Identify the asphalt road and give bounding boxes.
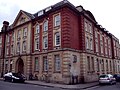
[0,81,64,90]
[0,80,120,90]
[84,83,120,90]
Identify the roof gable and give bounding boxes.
[12,10,34,27]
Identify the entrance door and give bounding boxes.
[16,58,24,74]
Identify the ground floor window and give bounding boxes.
[34,57,39,71]
[43,56,48,71]
[54,54,61,72]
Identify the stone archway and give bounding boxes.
[16,58,24,74]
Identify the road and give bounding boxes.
[84,83,120,90]
[0,81,64,90]
[0,80,120,90]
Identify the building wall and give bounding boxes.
[0,1,120,84]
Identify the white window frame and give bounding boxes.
[22,41,26,51]
[43,56,48,71]
[23,27,27,37]
[54,14,60,27]
[6,47,9,55]
[0,48,1,56]
[89,23,92,34]
[54,55,61,72]
[6,35,10,42]
[0,36,2,44]
[34,57,39,71]
[17,30,21,39]
[12,32,14,41]
[90,38,93,50]
[43,20,48,32]
[35,24,40,34]
[35,38,39,50]
[86,37,89,49]
[17,42,20,53]
[11,45,14,54]
[84,21,87,31]
[101,44,103,54]
[55,32,60,46]
[43,36,48,49]
[96,42,98,52]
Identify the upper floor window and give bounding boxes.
[11,45,14,54]
[54,55,61,72]
[35,38,39,50]
[22,41,26,51]
[17,42,20,53]
[6,35,10,42]
[86,37,89,49]
[54,14,60,27]
[17,30,21,39]
[0,48,1,56]
[88,24,92,34]
[84,21,87,31]
[105,47,108,55]
[38,10,44,16]
[101,45,103,54]
[113,40,116,47]
[95,29,98,38]
[6,47,9,55]
[100,34,102,41]
[43,56,48,71]
[12,32,14,41]
[43,36,48,49]
[23,27,27,37]
[96,42,98,52]
[43,20,48,32]
[35,24,40,34]
[90,38,93,50]
[55,32,60,46]
[0,36,2,44]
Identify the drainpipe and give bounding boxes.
[1,21,9,77]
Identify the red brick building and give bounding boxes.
[0,0,120,84]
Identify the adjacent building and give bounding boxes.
[0,0,120,84]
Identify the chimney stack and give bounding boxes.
[1,21,9,32]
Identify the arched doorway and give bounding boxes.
[16,58,24,74]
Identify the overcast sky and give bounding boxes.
[0,0,120,40]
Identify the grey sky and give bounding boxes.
[0,0,120,40]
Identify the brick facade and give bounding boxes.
[0,0,120,84]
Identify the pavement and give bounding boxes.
[0,78,99,89]
[25,80,99,89]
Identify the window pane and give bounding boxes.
[23,27,27,37]
[54,14,60,27]
[55,32,60,46]
[23,41,26,51]
[55,55,61,71]
[36,24,39,34]
[43,20,48,31]
[17,42,20,52]
[35,38,39,50]
[34,57,39,71]
[43,36,48,49]
[43,56,48,71]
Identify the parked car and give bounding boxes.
[4,72,26,83]
[113,74,120,82]
[99,74,116,85]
